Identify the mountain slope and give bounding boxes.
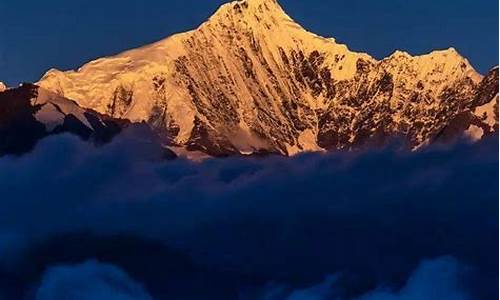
[0,84,129,156]
[38,0,498,156]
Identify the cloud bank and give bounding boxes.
[0,130,497,299]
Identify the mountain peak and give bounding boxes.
[221,0,281,10]
[206,0,291,27]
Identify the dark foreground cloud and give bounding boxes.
[0,129,497,299]
[32,256,470,300]
[355,257,470,300]
[35,260,152,300]
[262,256,470,300]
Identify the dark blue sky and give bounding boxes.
[0,0,498,86]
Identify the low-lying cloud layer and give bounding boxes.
[0,129,497,299]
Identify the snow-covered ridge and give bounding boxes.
[37,0,497,156]
[30,87,95,130]
[0,84,135,156]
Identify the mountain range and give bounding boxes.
[1,0,498,157]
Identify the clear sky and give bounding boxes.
[0,0,498,86]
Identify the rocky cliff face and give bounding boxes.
[38,0,499,156]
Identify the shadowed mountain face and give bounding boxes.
[37,0,498,156]
[0,84,129,156]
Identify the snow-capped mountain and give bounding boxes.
[0,84,129,156]
[38,0,499,156]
